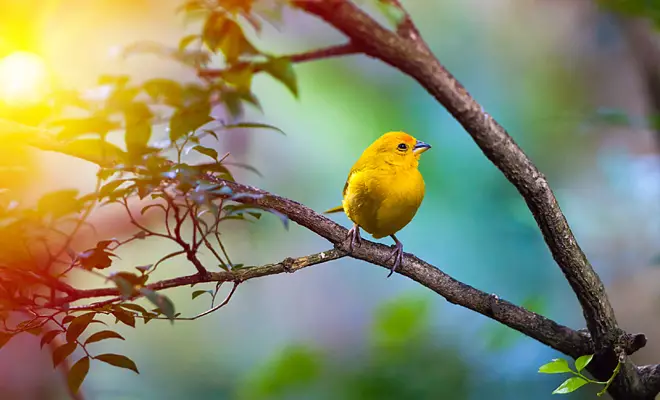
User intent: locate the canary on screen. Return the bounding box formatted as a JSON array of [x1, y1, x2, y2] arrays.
[[325, 131, 431, 277]]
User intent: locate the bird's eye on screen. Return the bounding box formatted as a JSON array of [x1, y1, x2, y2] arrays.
[[397, 143, 408, 151]]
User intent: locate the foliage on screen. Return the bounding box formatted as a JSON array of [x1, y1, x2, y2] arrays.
[[538, 355, 621, 396], [598, 0, 660, 28], [0, 0, 650, 398], [0, 0, 300, 394]]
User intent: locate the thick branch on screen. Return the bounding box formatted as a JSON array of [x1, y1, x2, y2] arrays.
[[49, 177, 591, 357], [296, 0, 620, 357], [638, 364, 660, 396], [289, 0, 656, 397], [201, 178, 593, 358], [198, 42, 359, 78]]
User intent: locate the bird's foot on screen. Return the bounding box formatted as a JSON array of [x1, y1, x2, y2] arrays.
[[385, 237, 404, 278], [346, 224, 362, 253]]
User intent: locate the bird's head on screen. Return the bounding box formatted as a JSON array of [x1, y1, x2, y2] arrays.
[[366, 131, 431, 168]]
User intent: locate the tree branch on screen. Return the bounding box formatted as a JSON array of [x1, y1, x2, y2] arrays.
[[294, 0, 618, 347], [47, 176, 593, 357], [638, 364, 660, 396], [51, 249, 346, 309], [289, 0, 655, 397], [197, 42, 359, 78], [194, 178, 595, 358]]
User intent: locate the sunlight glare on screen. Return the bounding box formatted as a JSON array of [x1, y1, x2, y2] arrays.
[[0, 51, 50, 106]]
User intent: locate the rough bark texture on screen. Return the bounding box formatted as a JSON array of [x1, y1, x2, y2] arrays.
[[59, 178, 593, 358], [43, 1, 660, 398], [285, 0, 660, 398]]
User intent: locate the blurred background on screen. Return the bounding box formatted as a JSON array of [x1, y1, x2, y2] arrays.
[[1, 0, 660, 399]]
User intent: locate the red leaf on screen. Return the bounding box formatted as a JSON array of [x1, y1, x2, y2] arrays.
[[67, 356, 90, 394]]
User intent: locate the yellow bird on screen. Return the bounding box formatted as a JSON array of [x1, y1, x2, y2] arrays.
[[325, 131, 431, 277]]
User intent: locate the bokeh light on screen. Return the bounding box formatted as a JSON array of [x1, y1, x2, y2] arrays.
[[0, 51, 50, 106]]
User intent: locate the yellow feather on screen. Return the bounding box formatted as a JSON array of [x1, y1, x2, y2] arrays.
[[330, 131, 430, 240], [324, 205, 344, 214]]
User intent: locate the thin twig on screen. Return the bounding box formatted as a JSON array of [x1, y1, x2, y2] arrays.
[[178, 281, 238, 321], [49, 249, 345, 310], [198, 42, 358, 78]]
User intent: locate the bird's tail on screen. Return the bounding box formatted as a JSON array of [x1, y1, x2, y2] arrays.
[[324, 205, 344, 214]]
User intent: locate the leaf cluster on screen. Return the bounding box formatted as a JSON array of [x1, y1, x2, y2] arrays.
[[538, 355, 621, 396], [0, 0, 298, 394]]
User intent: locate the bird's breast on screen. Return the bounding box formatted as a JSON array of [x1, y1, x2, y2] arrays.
[[343, 167, 425, 239]]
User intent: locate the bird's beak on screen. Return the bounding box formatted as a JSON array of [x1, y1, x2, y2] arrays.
[[413, 140, 431, 155]]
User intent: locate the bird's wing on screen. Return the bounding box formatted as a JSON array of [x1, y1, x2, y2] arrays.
[[323, 172, 353, 214], [324, 155, 370, 214]]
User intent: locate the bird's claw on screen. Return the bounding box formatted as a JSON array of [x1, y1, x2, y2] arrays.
[[385, 241, 404, 278], [346, 225, 362, 253]]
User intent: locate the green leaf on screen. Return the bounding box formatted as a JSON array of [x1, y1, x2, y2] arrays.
[[192, 145, 218, 161], [222, 65, 254, 93], [575, 354, 594, 373], [52, 342, 77, 368], [84, 330, 125, 345], [263, 57, 298, 97], [66, 312, 96, 343], [192, 290, 213, 300], [140, 288, 176, 321], [106, 85, 141, 113], [95, 353, 139, 374], [143, 78, 182, 106], [40, 330, 62, 349], [202, 12, 226, 51], [37, 189, 81, 219], [50, 116, 119, 140], [67, 356, 90, 394], [538, 358, 572, 374], [552, 376, 589, 394], [221, 90, 244, 118], [123, 102, 153, 156], [203, 14, 259, 62], [169, 102, 212, 142], [98, 180, 124, 199], [45, 139, 126, 167], [222, 122, 285, 135], [179, 34, 201, 51]]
